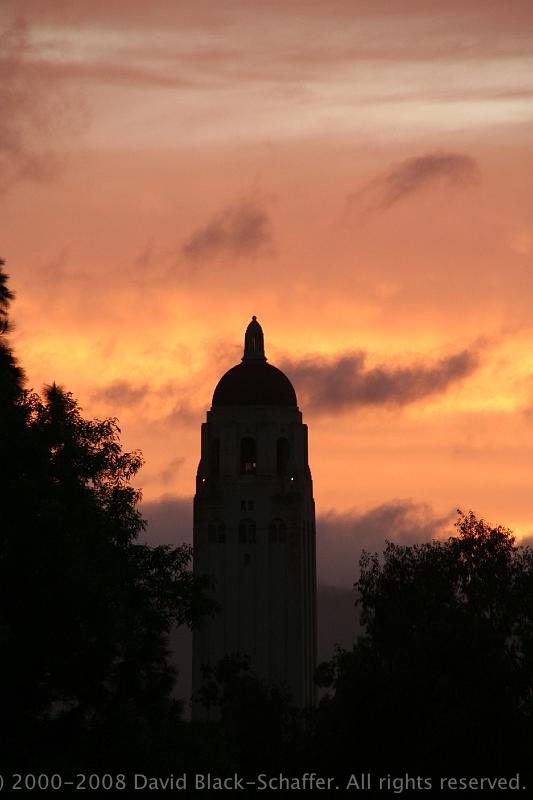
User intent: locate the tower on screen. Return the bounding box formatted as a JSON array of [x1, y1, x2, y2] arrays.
[[192, 316, 316, 713]]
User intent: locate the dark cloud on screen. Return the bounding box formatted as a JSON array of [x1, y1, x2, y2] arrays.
[[317, 500, 455, 587], [134, 238, 157, 271], [318, 584, 359, 659], [91, 379, 202, 428], [140, 495, 194, 707], [139, 493, 452, 588], [0, 19, 84, 194], [349, 152, 480, 213], [91, 378, 198, 425], [281, 346, 481, 415], [140, 495, 193, 547], [181, 201, 273, 264], [29, 59, 200, 90], [158, 457, 185, 486], [164, 401, 202, 427], [33, 247, 91, 303], [6, 1, 532, 64], [92, 379, 148, 409]]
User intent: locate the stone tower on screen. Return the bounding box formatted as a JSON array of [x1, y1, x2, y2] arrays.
[[192, 316, 316, 713]]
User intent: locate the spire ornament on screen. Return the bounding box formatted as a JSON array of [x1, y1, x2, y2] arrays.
[[242, 315, 267, 362]]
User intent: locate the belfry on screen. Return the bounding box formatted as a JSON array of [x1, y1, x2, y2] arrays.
[[192, 317, 316, 713]]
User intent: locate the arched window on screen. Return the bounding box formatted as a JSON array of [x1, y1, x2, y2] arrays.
[[269, 519, 287, 544], [208, 521, 226, 544], [238, 519, 256, 544], [210, 437, 220, 478], [240, 437, 257, 474], [276, 437, 290, 475]]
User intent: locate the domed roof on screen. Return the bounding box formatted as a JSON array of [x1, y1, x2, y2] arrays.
[[212, 317, 297, 407]]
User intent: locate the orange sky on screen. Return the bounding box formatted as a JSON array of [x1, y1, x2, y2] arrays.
[[2, 0, 533, 569]]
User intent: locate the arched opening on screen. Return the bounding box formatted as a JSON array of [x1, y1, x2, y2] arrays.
[[210, 437, 220, 478], [208, 521, 226, 544], [240, 437, 257, 474], [276, 437, 290, 475], [269, 519, 287, 543], [238, 519, 256, 544]]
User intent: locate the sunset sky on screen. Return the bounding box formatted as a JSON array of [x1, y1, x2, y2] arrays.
[[2, 0, 533, 586]]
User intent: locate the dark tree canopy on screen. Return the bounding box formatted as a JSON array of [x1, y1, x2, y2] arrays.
[[314, 511, 533, 775], [195, 654, 304, 774], [0, 262, 214, 771]]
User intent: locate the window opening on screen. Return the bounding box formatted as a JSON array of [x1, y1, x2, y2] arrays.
[[239, 519, 256, 544], [277, 437, 290, 475], [210, 437, 220, 478], [269, 519, 287, 544], [240, 437, 257, 474]]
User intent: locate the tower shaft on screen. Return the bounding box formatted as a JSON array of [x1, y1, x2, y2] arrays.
[[192, 318, 316, 716]]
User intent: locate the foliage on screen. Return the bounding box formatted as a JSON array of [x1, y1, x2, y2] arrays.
[[0, 259, 25, 409], [196, 654, 304, 774], [0, 262, 215, 770], [314, 511, 533, 774]]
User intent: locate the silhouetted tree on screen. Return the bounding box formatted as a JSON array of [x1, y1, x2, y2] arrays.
[[314, 511, 533, 776], [196, 654, 305, 774], [0, 260, 25, 415], [0, 262, 214, 771]]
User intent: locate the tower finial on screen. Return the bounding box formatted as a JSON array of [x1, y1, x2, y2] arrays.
[[242, 316, 267, 362]]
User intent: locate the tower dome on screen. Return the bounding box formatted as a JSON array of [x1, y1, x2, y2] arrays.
[[212, 316, 297, 407]]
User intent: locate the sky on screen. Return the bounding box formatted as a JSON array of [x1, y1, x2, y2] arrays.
[[2, 0, 533, 589]]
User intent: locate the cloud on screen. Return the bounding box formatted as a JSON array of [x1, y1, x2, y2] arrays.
[[140, 495, 193, 547], [164, 402, 202, 427], [281, 346, 481, 415], [0, 19, 84, 194], [318, 585, 360, 658], [139, 494, 194, 703], [92, 379, 149, 409], [181, 201, 273, 264], [158, 457, 185, 486], [317, 500, 455, 587], [140, 494, 453, 588], [91, 377, 204, 429], [27, 57, 203, 90], [349, 152, 480, 213]]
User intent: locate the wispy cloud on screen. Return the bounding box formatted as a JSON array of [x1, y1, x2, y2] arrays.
[[348, 152, 480, 213], [181, 201, 273, 264], [92, 379, 149, 409], [158, 457, 185, 486], [0, 19, 85, 194], [318, 499, 455, 587], [281, 346, 481, 415]]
